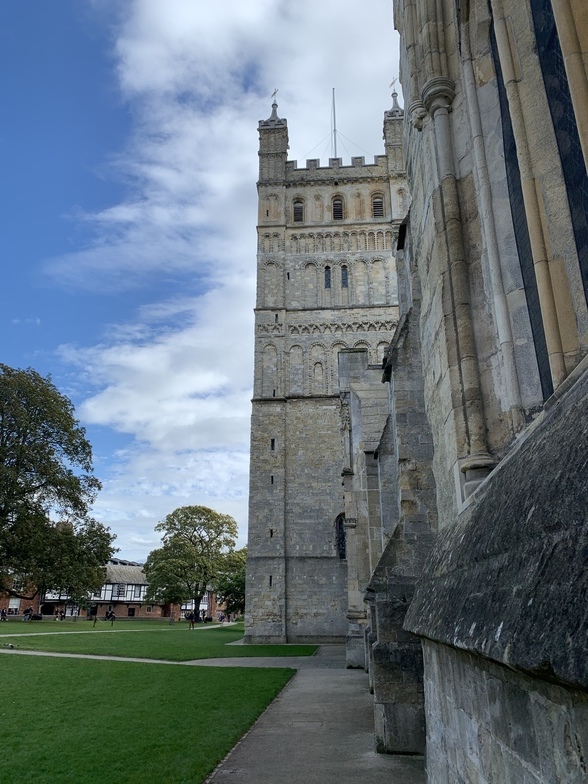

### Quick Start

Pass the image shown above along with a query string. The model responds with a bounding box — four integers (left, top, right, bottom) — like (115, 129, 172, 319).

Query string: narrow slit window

(336, 514, 346, 560)
(372, 195, 384, 217)
(332, 198, 344, 220)
(325, 266, 331, 288)
(270, 475, 274, 484)
(341, 265, 348, 288)
(270, 438, 275, 451)
(269, 575, 273, 587)
(270, 529, 273, 538)
(293, 200, 304, 222)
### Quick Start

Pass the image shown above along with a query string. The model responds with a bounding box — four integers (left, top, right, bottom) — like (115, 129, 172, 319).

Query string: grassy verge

(0, 655, 294, 784)
(5, 625, 318, 661)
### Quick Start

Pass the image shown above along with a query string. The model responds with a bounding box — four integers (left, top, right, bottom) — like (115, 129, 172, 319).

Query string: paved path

(0, 642, 426, 784)
(204, 646, 425, 784)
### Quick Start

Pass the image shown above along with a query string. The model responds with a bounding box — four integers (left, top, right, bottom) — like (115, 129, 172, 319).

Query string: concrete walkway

(204, 645, 425, 784)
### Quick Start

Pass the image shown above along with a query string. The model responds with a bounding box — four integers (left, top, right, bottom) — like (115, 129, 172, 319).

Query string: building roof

(105, 562, 148, 585)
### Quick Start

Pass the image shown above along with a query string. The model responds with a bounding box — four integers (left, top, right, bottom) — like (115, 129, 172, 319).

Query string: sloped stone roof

(405, 363, 588, 690)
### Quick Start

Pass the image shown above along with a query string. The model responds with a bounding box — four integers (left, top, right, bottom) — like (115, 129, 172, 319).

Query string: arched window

(332, 197, 344, 220)
(324, 266, 331, 288)
(341, 265, 348, 288)
(372, 195, 384, 217)
(293, 200, 304, 222)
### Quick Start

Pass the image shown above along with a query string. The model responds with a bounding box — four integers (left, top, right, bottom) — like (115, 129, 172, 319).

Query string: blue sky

(0, 0, 399, 561)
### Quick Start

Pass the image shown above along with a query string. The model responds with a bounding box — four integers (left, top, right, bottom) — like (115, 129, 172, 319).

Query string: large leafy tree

(0, 364, 115, 600)
(215, 547, 247, 616)
(144, 505, 238, 614)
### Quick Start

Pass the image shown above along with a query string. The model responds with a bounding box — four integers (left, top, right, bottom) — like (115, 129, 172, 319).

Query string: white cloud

(11, 317, 41, 326)
(48, 0, 399, 561)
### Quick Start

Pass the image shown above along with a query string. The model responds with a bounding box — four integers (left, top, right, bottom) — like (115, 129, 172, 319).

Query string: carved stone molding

(289, 320, 397, 336)
(257, 323, 283, 334)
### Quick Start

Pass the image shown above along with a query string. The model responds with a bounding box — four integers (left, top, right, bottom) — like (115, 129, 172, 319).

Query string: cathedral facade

(370, 0, 588, 777)
(244, 99, 406, 643)
(246, 0, 588, 779)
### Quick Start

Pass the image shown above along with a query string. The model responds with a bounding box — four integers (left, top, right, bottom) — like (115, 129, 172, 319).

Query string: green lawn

(1, 623, 318, 661)
(0, 618, 182, 634)
(0, 655, 294, 784)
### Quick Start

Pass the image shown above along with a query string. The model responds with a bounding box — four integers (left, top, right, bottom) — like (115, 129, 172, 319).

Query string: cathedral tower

(244, 97, 405, 643)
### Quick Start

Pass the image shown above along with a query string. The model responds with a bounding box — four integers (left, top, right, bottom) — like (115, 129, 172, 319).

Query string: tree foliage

(215, 547, 247, 615)
(0, 364, 115, 599)
(144, 505, 238, 613)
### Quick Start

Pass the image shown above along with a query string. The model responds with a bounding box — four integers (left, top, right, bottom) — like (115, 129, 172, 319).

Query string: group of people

(90, 608, 116, 626)
(183, 610, 236, 628)
(184, 610, 215, 628)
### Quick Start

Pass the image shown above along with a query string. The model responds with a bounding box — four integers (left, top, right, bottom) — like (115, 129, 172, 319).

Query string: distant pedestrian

(107, 610, 116, 627)
(0, 609, 7, 622)
(186, 611, 195, 630)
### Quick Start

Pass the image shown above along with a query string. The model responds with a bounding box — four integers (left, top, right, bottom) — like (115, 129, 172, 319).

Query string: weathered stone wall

(405, 360, 588, 780)
(392, 0, 588, 776)
(253, 305, 397, 399)
(361, 233, 438, 755)
(338, 349, 391, 664)
(423, 641, 588, 784)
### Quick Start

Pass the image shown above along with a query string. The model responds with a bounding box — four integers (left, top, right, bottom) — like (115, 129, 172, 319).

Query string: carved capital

(421, 77, 456, 116)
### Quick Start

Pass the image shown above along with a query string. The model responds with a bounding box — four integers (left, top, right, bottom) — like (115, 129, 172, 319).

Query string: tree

(215, 547, 247, 616)
(144, 505, 238, 615)
(0, 364, 115, 600)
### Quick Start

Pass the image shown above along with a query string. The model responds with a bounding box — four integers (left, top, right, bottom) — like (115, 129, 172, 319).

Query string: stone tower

(244, 96, 406, 643)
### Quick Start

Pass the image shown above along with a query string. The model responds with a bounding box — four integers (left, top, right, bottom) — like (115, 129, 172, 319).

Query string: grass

(0, 618, 179, 634)
(0, 655, 294, 784)
(2, 623, 318, 661)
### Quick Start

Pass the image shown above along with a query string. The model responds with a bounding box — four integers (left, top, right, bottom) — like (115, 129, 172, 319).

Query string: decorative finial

(259, 87, 286, 127)
(269, 88, 280, 120)
(387, 78, 403, 116)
